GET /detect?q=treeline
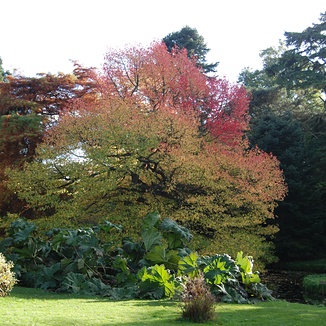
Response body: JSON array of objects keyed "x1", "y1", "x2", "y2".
[
  {"x1": 239, "y1": 12, "x2": 326, "y2": 261},
  {"x1": 1, "y1": 13, "x2": 325, "y2": 265}
]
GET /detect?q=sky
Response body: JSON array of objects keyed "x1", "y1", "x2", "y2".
[{"x1": 1, "y1": 0, "x2": 325, "y2": 82}]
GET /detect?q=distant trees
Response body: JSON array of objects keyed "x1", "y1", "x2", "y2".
[
  {"x1": 265, "y1": 12, "x2": 326, "y2": 100},
  {"x1": 239, "y1": 12, "x2": 326, "y2": 261},
  {"x1": 163, "y1": 26, "x2": 218, "y2": 73},
  {"x1": 6, "y1": 42, "x2": 286, "y2": 264}
]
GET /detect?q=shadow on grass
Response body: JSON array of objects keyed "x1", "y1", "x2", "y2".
[
  {"x1": 6, "y1": 287, "x2": 326, "y2": 326},
  {"x1": 19, "y1": 302, "x2": 326, "y2": 326},
  {"x1": 10, "y1": 287, "x2": 178, "y2": 305},
  {"x1": 9, "y1": 286, "x2": 100, "y2": 300}
]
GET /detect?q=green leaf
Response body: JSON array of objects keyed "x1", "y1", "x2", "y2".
[
  {"x1": 8, "y1": 218, "x2": 36, "y2": 242},
  {"x1": 160, "y1": 218, "x2": 193, "y2": 244},
  {"x1": 139, "y1": 264, "x2": 175, "y2": 299},
  {"x1": 113, "y1": 256, "x2": 130, "y2": 275},
  {"x1": 145, "y1": 246, "x2": 166, "y2": 263},
  {"x1": 141, "y1": 229, "x2": 162, "y2": 252},
  {"x1": 138, "y1": 280, "x2": 165, "y2": 299},
  {"x1": 42, "y1": 262, "x2": 62, "y2": 278},
  {"x1": 236, "y1": 251, "x2": 260, "y2": 285},
  {"x1": 150, "y1": 264, "x2": 170, "y2": 284},
  {"x1": 178, "y1": 251, "x2": 199, "y2": 277},
  {"x1": 109, "y1": 286, "x2": 137, "y2": 300},
  {"x1": 62, "y1": 273, "x2": 87, "y2": 293},
  {"x1": 236, "y1": 251, "x2": 252, "y2": 273},
  {"x1": 99, "y1": 220, "x2": 122, "y2": 233},
  {"x1": 60, "y1": 258, "x2": 73, "y2": 267},
  {"x1": 163, "y1": 279, "x2": 175, "y2": 298},
  {"x1": 248, "y1": 273, "x2": 261, "y2": 283},
  {"x1": 145, "y1": 246, "x2": 179, "y2": 271},
  {"x1": 137, "y1": 266, "x2": 147, "y2": 280},
  {"x1": 142, "y1": 211, "x2": 161, "y2": 230},
  {"x1": 203, "y1": 255, "x2": 239, "y2": 285},
  {"x1": 163, "y1": 233, "x2": 183, "y2": 250},
  {"x1": 35, "y1": 263, "x2": 62, "y2": 290},
  {"x1": 77, "y1": 258, "x2": 85, "y2": 270},
  {"x1": 87, "y1": 278, "x2": 111, "y2": 295},
  {"x1": 160, "y1": 218, "x2": 193, "y2": 250},
  {"x1": 12, "y1": 239, "x2": 39, "y2": 259},
  {"x1": 205, "y1": 269, "x2": 225, "y2": 285}
]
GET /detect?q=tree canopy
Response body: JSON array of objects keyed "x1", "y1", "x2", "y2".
[
  {"x1": 239, "y1": 13, "x2": 326, "y2": 261},
  {"x1": 0, "y1": 64, "x2": 97, "y2": 216},
  {"x1": 265, "y1": 12, "x2": 326, "y2": 102},
  {"x1": 163, "y1": 26, "x2": 218, "y2": 73},
  {"x1": 6, "y1": 42, "x2": 286, "y2": 263}
]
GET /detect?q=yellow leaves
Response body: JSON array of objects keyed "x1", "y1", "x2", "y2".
[{"x1": 3, "y1": 43, "x2": 288, "y2": 267}]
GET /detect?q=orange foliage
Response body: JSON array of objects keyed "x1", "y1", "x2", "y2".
[
  {"x1": 6, "y1": 43, "x2": 287, "y2": 262},
  {"x1": 100, "y1": 42, "x2": 249, "y2": 145}
]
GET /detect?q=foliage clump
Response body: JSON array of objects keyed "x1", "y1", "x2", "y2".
[
  {"x1": 0, "y1": 213, "x2": 274, "y2": 303},
  {"x1": 0, "y1": 253, "x2": 17, "y2": 297},
  {"x1": 303, "y1": 274, "x2": 326, "y2": 296},
  {"x1": 5, "y1": 42, "x2": 286, "y2": 264},
  {"x1": 181, "y1": 272, "x2": 216, "y2": 323}
]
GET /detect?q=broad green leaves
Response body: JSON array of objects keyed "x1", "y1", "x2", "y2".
[
  {"x1": 160, "y1": 218, "x2": 193, "y2": 249},
  {"x1": 236, "y1": 251, "x2": 261, "y2": 285},
  {"x1": 141, "y1": 229, "x2": 162, "y2": 252},
  {"x1": 0, "y1": 214, "x2": 274, "y2": 302},
  {"x1": 145, "y1": 246, "x2": 179, "y2": 270},
  {"x1": 178, "y1": 252, "x2": 199, "y2": 277},
  {"x1": 138, "y1": 264, "x2": 177, "y2": 299},
  {"x1": 142, "y1": 211, "x2": 161, "y2": 230}
]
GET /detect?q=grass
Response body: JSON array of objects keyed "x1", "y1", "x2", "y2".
[
  {"x1": 1, "y1": 287, "x2": 325, "y2": 326},
  {"x1": 303, "y1": 274, "x2": 326, "y2": 295}
]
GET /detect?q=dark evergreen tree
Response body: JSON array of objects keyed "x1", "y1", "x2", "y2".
[
  {"x1": 265, "y1": 12, "x2": 326, "y2": 105},
  {"x1": 163, "y1": 26, "x2": 218, "y2": 73},
  {"x1": 240, "y1": 14, "x2": 326, "y2": 261}
]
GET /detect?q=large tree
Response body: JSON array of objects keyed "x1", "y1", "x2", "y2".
[
  {"x1": 265, "y1": 12, "x2": 326, "y2": 104},
  {"x1": 7, "y1": 43, "x2": 286, "y2": 264},
  {"x1": 163, "y1": 26, "x2": 218, "y2": 73},
  {"x1": 0, "y1": 64, "x2": 97, "y2": 217},
  {"x1": 239, "y1": 14, "x2": 326, "y2": 261}
]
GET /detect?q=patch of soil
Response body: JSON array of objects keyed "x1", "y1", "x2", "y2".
[{"x1": 260, "y1": 270, "x2": 309, "y2": 304}]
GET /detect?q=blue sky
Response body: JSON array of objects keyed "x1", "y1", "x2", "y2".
[{"x1": 1, "y1": 0, "x2": 325, "y2": 81}]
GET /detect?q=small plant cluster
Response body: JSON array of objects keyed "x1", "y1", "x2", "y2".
[
  {"x1": 0, "y1": 252, "x2": 17, "y2": 297},
  {"x1": 181, "y1": 272, "x2": 216, "y2": 323},
  {"x1": 0, "y1": 212, "x2": 273, "y2": 302},
  {"x1": 303, "y1": 274, "x2": 326, "y2": 304}
]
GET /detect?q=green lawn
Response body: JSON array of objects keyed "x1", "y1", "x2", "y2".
[{"x1": 1, "y1": 287, "x2": 325, "y2": 326}]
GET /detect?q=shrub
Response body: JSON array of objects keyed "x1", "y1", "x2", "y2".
[
  {"x1": 181, "y1": 272, "x2": 216, "y2": 323},
  {"x1": 0, "y1": 214, "x2": 273, "y2": 302},
  {"x1": 0, "y1": 253, "x2": 17, "y2": 297},
  {"x1": 303, "y1": 274, "x2": 326, "y2": 296}
]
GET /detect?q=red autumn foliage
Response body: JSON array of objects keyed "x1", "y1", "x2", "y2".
[
  {"x1": 100, "y1": 42, "x2": 250, "y2": 145},
  {"x1": 5, "y1": 42, "x2": 287, "y2": 261},
  {"x1": 0, "y1": 63, "x2": 97, "y2": 116}
]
